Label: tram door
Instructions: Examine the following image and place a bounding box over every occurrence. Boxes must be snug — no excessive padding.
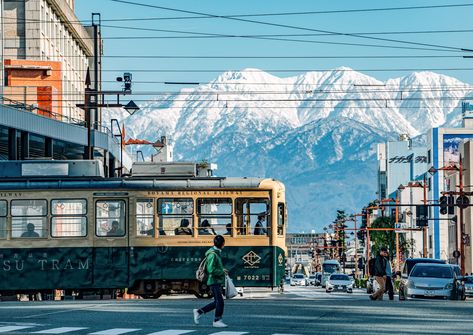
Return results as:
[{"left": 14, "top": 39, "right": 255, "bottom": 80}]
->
[{"left": 92, "top": 198, "right": 130, "bottom": 288}]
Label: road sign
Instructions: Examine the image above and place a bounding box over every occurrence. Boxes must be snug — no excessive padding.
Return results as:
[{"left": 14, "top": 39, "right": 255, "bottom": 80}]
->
[{"left": 456, "top": 195, "right": 470, "bottom": 209}]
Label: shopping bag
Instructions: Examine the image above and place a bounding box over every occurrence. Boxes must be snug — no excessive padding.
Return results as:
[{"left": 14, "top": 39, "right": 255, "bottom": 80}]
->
[{"left": 225, "top": 275, "right": 238, "bottom": 299}]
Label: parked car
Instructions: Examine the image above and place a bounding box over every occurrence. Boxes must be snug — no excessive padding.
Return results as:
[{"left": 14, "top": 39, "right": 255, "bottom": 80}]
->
[
  {"left": 398, "top": 258, "right": 446, "bottom": 300},
  {"left": 291, "top": 273, "right": 307, "bottom": 286},
  {"left": 326, "top": 274, "right": 354, "bottom": 293},
  {"left": 464, "top": 276, "right": 473, "bottom": 297},
  {"left": 404, "top": 263, "right": 463, "bottom": 300}
]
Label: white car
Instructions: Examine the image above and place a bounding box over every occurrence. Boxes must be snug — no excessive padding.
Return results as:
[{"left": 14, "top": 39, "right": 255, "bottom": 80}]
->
[
  {"left": 291, "top": 274, "right": 307, "bottom": 286},
  {"left": 326, "top": 274, "right": 354, "bottom": 293}
]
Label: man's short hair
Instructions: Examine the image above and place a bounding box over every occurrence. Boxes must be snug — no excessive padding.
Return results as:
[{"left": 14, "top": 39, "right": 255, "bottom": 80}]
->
[{"left": 380, "top": 247, "right": 388, "bottom": 252}]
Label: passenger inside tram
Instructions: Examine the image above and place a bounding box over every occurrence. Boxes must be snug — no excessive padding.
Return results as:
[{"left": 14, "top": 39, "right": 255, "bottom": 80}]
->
[
  {"left": 175, "top": 219, "right": 192, "bottom": 235},
  {"left": 253, "top": 214, "right": 268, "bottom": 235},
  {"left": 21, "top": 223, "right": 40, "bottom": 238},
  {"left": 199, "top": 219, "right": 216, "bottom": 235},
  {"left": 107, "top": 220, "right": 124, "bottom": 236}
]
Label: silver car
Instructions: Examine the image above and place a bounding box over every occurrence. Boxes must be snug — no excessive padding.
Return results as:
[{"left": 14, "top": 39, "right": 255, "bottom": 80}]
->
[
  {"left": 405, "top": 263, "right": 460, "bottom": 300},
  {"left": 291, "top": 273, "right": 307, "bottom": 286},
  {"left": 464, "top": 276, "right": 473, "bottom": 297}
]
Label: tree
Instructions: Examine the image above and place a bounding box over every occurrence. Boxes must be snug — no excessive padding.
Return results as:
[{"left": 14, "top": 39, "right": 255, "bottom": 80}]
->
[{"left": 369, "top": 216, "right": 414, "bottom": 261}]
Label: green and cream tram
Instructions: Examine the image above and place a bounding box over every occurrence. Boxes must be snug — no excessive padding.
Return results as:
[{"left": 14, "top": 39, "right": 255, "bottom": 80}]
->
[{"left": 0, "top": 161, "right": 287, "bottom": 298}]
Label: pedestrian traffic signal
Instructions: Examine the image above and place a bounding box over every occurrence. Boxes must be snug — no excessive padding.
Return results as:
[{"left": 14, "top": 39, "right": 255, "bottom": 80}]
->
[{"left": 439, "top": 196, "right": 448, "bottom": 215}]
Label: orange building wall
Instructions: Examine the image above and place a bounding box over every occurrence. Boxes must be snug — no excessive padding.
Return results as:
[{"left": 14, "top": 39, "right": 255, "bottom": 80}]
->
[{"left": 4, "top": 59, "right": 62, "bottom": 117}]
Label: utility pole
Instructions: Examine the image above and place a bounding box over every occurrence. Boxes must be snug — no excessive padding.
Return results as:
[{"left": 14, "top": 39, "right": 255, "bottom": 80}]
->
[{"left": 423, "top": 175, "right": 428, "bottom": 257}]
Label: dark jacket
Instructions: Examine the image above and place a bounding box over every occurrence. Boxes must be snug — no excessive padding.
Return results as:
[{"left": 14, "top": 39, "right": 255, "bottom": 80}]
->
[
  {"left": 205, "top": 247, "right": 225, "bottom": 286},
  {"left": 374, "top": 254, "right": 387, "bottom": 277}
]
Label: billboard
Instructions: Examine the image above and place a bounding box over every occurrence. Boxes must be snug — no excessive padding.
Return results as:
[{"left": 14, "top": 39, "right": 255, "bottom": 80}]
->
[{"left": 443, "top": 134, "right": 473, "bottom": 164}]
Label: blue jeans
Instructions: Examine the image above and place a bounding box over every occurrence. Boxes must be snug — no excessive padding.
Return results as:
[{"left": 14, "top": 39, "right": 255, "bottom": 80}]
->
[{"left": 200, "top": 284, "right": 224, "bottom": 321}]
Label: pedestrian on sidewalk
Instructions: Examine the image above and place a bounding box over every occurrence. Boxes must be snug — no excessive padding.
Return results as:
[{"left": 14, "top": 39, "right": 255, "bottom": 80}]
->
[
  {"left": 193, "top": 235, "right": 228, "bottom": 328},
  {"left": 385, "top": 253, "right": 395, "bottom": 301},
  {"left": 370, "top": 247, "right": 388, "bottom": 301}
]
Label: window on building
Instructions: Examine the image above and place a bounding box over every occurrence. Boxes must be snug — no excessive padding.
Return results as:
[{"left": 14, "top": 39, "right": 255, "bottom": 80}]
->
[
  {"left": 158, "top": 198, "right": 193, "bottom": 236},
  {"left": 96, "top": 200, "right": 126, "bottom": 237},
  {"left": 51, "top": 199, "right": 87, "bottom": 237},
  {"left": 11, "top": 200, "right": 47, "bottom": 238},
  {"left": 198, "top": 198, "right": 232, "bottom": 236},
  {"left": 427, "top": 150, "right": 431, "bottom": 164},
  {"left": 136, "top": 199, "right": 155, "bottom": 237},
  {"left": 235, "top": 198, "right": 270, "bottom": 236},
  {"left": 0, "top": 200, "right": 6, "bottom": 238}
]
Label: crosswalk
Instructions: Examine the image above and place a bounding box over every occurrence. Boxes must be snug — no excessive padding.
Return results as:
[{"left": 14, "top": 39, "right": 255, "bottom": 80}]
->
[{"left": 0, "top": 325, "right": 300, "bottom": 335}]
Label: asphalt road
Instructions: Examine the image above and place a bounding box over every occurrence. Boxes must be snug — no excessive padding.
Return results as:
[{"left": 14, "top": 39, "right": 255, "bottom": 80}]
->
[{"left": 0, "top": 287, "right": 472, "bottom": 335}]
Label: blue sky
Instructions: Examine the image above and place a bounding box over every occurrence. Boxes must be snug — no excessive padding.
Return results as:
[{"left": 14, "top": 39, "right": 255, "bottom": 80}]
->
[{"left": 75, "top": 0, "right": 473, "bottom": 98}]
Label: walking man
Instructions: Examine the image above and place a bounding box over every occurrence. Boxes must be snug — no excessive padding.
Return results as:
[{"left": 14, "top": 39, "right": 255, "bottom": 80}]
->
[
  {"left": 193, "top": 235, "right": 228, "bottom": 328},
  {"left": 385, "top": 253, "right": 395, "bottom": 301},
  {"left": 370, "top": 247, "right": 388, "bottom": 301}
]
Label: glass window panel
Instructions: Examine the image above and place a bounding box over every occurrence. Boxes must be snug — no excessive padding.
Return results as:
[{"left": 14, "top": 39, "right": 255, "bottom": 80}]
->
[
  {"left": 198, "top": 198, "right": 232, "bottom": 215},
  {"left": 158, "top": 198, "right": 193, "bottom": 215},
  {"left": 12, "top": 218, "right": 47, "bottom": 238},
  {"left": 52, "top": 199, "right": 86, "bottom": 215},
  {"left": 236, "top": 199, "right": 270, "bottom": 236},
  {"left": 0, "top": 218, "right": 6, "bottom": 239},
  {"left": 198, "top": 218, "right": 231, "bottom": 236},
  {"left": 0, "top": 200, "right": 6, "bottom": 217},
  {"left": 136, "top": 199, "right": 155, "bottom": 237},
  {"left": 52, "top": 217, "right": 87, "bottom": 237},
  {"left": 161, "top": 217, "right": 193, "bottom": 236},
  {"left": 278, "top": 203, "right": 285, "bottom": 236},
  {"left": 11, "top": 200, "right": 47, "bottom": 216},
  {"left": 96, "top": 200, "right": 126, "bottom": 237}
]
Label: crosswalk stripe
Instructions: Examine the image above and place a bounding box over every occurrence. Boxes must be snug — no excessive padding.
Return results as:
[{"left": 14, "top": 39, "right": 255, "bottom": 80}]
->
[
  {"left": 208, "top": 332, "right": 248, "bottom": 335},
  {"left": 33, "top": 328, "right": 88, "bottom": 334},
  {"left": 88, "top": 329, "right": 141, "bottom": 335},
  {"left": 0, "top": 326, "right": 34, "bottom": 333},
  {"left": 272, "top": 333, "right": 302, "bottom": 335},
  {"left": 145, "top": 331, "right": 195, "bottom": 335}
]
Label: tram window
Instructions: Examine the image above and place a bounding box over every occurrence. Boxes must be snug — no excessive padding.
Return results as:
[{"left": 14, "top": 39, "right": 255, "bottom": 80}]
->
[
  {"left": 96, "top": 200, "right": 126, "bottom": 237},
  {"left": 158, "top": 198, "right": 193, "bottom": 236},
  {"left": 51, "top": 199, "right": 87, "bottom": 237},
  {"left": 277, "top": 203, "right": 285, "bottom": 236},
  {"left": 197, "top": 198, "right": 232, "bottom": 236},
  {"left": 11, "top": 199, "right": 47, "bottom": 238},
  {"left": 0, "top": 200, "right": 6, "bottom": 239},
  {"left": 235, "top": 198, "right": 270, "bottom": 236},
  {"left": 136, "top": 199, "right": 155, "bottom": 237}
]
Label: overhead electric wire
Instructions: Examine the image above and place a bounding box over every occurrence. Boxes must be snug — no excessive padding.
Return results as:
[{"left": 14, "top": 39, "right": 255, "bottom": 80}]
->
[{"left": 110, "top": 0, "right": 473, "bottom": 53}]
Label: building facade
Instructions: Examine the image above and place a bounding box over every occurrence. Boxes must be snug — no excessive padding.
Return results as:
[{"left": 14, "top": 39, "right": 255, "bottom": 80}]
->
[{"left": 3, "top": 0, "right": 98, "bottom": 121}]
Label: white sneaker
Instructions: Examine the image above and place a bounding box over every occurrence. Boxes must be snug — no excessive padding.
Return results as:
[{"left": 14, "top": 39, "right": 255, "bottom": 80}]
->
[
  {"left": 213, "top": 320, "right": 228, "bottom": 328},
  {"left": 193, "top": 309, "right": 201, "bottom": 325}
]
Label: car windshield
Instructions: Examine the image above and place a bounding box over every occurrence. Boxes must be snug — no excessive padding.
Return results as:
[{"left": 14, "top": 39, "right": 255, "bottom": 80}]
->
[
  {"left": 411, "top": 266, "right": 453, "bottom": 279},
  {"left": 294, "top": 274, "right": 304, "bottom": 279},
  {"left": 330, "top": 275, "right": 349, "bottom": 281},
  {"left": 323, "top": 264, "right": 339, "bottom": 274},
  {"left": 464, "top": 277, "right": 473, "bottom": 283}
]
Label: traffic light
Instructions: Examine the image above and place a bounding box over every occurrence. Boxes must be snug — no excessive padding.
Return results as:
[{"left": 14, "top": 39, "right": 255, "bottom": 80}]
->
[
  {"left": 448, "top": 195, "right": 455, "bottom": 215},
  {"left": 416, "top": 205, "right": 428, "bottom": 227},
  {"left": 439, "top": 196, "right": 448, "bottom": 215}
]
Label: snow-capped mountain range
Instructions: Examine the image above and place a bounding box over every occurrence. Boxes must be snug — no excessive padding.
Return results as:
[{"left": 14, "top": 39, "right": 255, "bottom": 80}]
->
[{"left": 105, "top": 67, "right": 473, "bottom": 232}]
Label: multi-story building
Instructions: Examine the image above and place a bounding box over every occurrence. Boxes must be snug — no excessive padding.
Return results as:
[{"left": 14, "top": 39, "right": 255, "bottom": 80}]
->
[
  {"left": 2, "top": 0, "right": 100, "bottom": 121},
  {"left": 426, "top": 117, "right": 473, "bottom": 261},
  {"left": 377, "top": 135, "right": 428, "bottom": 200}
]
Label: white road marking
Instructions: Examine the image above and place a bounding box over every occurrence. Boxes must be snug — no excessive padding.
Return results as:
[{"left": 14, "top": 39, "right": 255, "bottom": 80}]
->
[
  {"left": 145, "top": 331, "right": 195, "bottom": 335},
  {"left": 88, "top": 329, "right": 141, "bottom": 335},
  {"left": 0, "top": 326, "right": 35, "bottom": 333},
  {"left": 208, "top": 332, "right": 248, "bottom": 335},
  {"left": 272, "top": 333, "right": 302, "bottom": 335},
  {"left": 33, "top": 328, "right": 88, "bottom": 334}
]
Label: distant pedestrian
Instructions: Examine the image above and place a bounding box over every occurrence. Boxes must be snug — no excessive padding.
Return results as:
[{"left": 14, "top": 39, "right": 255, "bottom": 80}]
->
[
  {"left": 370, "top": 247, "right": 388, "bottom": 301},
  {"left": 385, "top": 253, "right": 394, "bottom": 301},
  {"left": 193, "top": 235, "right": 228, "bottom": 328}
]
